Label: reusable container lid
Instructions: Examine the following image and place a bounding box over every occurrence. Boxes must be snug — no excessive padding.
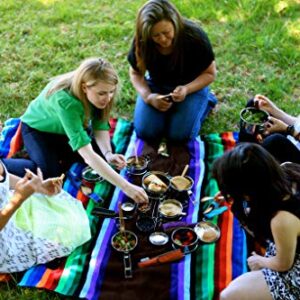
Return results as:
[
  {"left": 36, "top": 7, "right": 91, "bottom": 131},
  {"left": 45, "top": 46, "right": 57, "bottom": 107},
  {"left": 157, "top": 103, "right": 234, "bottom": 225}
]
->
[{"left": 149, "top": 232, "right": 169, "bottom": 246}]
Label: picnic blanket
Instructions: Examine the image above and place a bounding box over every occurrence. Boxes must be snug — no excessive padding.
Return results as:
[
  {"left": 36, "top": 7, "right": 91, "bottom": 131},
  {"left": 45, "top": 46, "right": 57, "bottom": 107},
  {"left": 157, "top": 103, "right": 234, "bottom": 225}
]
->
[{"left": 0, "top": 118, "right": 247, "bottom": 300}]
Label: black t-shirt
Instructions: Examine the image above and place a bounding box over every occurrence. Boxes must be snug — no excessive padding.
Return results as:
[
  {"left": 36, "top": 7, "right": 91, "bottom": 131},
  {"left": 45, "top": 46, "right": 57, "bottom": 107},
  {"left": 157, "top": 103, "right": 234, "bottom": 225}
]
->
[{"left": 127, "top": 23, "right": 215, "bottom": 87}]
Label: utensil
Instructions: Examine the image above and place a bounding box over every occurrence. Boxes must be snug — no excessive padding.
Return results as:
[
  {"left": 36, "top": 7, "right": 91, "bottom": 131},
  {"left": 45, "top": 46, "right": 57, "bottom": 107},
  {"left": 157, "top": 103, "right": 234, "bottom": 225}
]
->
[
  {"left": 181, "top": 165, "right": 189, "bottom": 177},
  {"left": 138, "top": 249, "right": 184, "bottom": 268}
]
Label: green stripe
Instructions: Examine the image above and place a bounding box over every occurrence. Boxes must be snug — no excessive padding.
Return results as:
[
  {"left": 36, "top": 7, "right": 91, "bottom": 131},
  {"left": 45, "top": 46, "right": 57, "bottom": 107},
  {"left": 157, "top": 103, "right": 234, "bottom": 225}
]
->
[
  {"left": 55, "top": 119, "right": 132, "bottom": 295},
  {"left": 195, "top": 133, "right": 224, "bottom": 300}
]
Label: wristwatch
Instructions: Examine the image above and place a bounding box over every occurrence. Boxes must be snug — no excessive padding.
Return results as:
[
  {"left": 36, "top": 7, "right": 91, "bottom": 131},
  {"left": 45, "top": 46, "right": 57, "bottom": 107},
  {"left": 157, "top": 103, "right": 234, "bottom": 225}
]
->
[{"left": 286, "top": 125, "right": 295, "bottom": 136}]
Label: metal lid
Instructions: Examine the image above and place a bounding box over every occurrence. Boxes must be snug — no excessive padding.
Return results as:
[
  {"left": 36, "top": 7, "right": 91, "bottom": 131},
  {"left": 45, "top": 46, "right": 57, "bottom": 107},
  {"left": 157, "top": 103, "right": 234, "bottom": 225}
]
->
[{"left": 149, "top": 232, "right": 169, "bottom": 246}]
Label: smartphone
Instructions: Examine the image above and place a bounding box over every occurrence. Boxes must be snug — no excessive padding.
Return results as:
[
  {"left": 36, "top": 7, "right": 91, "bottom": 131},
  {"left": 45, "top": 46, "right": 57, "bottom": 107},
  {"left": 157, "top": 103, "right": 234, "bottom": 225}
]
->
[{"left": 158, "top": 94, "right": 173, "bottom": 103}]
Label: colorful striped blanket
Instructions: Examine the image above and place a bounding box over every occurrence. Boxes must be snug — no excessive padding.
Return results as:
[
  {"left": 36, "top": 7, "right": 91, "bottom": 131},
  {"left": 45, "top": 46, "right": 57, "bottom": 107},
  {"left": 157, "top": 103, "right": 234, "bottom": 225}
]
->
[{"left": 0, "top": 118, "right": 247, "bottom": 300}]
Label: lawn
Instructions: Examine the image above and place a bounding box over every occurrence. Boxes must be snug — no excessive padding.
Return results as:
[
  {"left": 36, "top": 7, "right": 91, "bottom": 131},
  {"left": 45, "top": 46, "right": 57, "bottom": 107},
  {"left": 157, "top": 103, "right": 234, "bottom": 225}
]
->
[{"left": 0, "top": 0, "right": 299, "bottom": 299}]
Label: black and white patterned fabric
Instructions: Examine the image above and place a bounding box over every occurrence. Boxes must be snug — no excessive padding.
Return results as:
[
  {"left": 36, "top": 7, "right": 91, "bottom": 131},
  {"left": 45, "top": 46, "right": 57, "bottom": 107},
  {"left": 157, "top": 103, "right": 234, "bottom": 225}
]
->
[{"left": 262, "top": 242, "right": 300, "bottom": 300}]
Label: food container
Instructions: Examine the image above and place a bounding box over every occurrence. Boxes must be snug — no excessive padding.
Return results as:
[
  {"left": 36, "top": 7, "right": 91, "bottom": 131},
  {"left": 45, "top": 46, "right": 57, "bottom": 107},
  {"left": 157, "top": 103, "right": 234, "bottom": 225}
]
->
[
  {"left": 82, "top": 166, "right": 103, "bottom": 190},
  {"left": 136, "top": 215, "right": 156, "bottom": 233},
  {"left": 121, "top": 201, "right": 137, "bottom": 218},
  {"left": 240, "top": 107, "right": 269, "bottom": 136},
  {"left": 171, "top": 227, "right": 199, "bottom": 253},
  {"left": 158, "top": 199, "right": 186, "bottom": 220},
  {"left": 170, "top": 175, "right": 194, "bottom": 202},
  {"left": 194, "top": 221, "right": 220, "bottom": 244},
  {"left": 142, "top": 171, "right": 170, "bottom": 199},
  {"left": 149, "top": 232, "right": 169, "bottom": 246},
  {"left": 126, "top": 156, "right": 150, "bottom": 176},
  {"left": 111, "top": 230, "right": 138, "bottom": 279}
]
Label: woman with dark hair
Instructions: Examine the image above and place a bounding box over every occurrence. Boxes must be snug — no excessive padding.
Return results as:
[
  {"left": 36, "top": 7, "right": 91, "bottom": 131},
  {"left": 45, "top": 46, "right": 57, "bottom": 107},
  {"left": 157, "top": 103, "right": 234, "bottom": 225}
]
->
[
  {"left": 212, "top": 143, "right": 300, "bottom": 300},
  {"left": 239, "top": 94, "right": 300, "bottom": 164},
  {"left": 128, "top": 0, "right": 217, "bottom": 142}
]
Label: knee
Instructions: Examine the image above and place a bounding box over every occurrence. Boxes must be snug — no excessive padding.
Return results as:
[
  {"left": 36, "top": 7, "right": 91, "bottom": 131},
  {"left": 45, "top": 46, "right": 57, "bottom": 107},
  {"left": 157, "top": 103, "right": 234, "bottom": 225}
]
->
[{"left": 220, "top": 287, "right": 236, "bottom": 300}]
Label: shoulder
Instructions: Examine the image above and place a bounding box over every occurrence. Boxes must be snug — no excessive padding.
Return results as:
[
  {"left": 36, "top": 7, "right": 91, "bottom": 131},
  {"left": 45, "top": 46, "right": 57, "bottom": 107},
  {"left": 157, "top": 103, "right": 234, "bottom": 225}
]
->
[
  {"left": 51, "top": 89, "right": 83, "bottom": 110},
  {"left": 183, "top": 20, "right": 210, "bottom": 40},
  {"left": 271, "top": 210, "right": 300, "bottom": 233}
]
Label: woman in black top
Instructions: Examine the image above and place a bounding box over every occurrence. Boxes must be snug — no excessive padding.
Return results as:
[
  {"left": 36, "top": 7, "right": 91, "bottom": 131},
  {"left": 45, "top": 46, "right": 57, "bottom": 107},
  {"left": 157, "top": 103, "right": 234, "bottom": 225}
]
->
[
  {"left": 128, "top": 0, "right": 217, "bottom": 142},
  {"left": 212, "top": 143, "right": 300, "bottom": 300}
]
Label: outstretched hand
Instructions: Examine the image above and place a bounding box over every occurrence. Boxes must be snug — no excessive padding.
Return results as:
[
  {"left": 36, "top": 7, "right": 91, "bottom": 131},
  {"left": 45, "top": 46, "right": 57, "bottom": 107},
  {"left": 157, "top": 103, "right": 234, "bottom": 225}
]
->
[
  {"left": 25, "top": 168, "right": 63, "bottom": 196},
  {"left": 106, "top": 153, "right": 127, "bottom": 170}
]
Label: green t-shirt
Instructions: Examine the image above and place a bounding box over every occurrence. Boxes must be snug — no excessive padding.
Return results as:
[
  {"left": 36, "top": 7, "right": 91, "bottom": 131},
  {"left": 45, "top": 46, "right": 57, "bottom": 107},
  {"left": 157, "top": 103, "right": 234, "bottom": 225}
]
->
[{"left": 21, "top": 83, "right": 110, "bottom": 151}]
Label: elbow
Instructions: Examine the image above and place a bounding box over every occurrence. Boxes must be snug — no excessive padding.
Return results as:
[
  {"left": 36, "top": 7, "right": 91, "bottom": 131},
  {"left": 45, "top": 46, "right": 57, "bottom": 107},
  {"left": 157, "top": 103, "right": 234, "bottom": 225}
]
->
[{"left": 274, "top": 260, "right": 294, "bottom": 272}]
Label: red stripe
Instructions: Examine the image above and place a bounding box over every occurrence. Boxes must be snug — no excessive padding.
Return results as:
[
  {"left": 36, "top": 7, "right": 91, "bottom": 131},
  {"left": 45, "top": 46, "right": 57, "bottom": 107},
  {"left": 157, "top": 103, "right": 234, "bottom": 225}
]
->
[{"left": 7, "top": 123, "right": 23, "bottom": 158}]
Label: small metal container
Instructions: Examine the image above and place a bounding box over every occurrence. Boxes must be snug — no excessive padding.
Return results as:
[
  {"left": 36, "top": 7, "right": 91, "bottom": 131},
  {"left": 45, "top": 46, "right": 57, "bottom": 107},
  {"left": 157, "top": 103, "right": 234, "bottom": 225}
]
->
[
  {"left": 171, "top": 227, "right": 199, "bottom": 253},
  {"left": 240, "top": 107, "right": 269, "bottom": 136},
  {"left": 194, "top": 221, "right": 220, "bottom": 244},
  {"left": 82, "top": 166, "right": 103, "bottom": 189},
  {"left": 136, "top": 215, "right": 156, "bottom": 233},
  {"left": 149, "top": 232, "right": 169, "bottom": 246},
  {"left": 142, "top": 171, "right": 170, "bottom": 199},
  {"left": 158, "top": 199, "right": 185, "bottom": 220},
  {"left": 111, "top": 230, "right": 138, "bottom": 279},
  {"left": 126, "top": 156, "right": 150, "bottom": 176},
  {"left": 170, "top": 175, "right": 194, "bottom": 202}
]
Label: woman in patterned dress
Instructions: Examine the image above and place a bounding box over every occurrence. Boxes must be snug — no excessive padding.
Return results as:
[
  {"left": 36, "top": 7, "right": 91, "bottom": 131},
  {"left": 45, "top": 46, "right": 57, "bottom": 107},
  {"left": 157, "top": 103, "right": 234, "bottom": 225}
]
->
[
  {"left": 0, "top": 163, "right": 91, "bottom": 273},
  {"left": 212, "top": 143, "right": 300, "bottom": 300}
]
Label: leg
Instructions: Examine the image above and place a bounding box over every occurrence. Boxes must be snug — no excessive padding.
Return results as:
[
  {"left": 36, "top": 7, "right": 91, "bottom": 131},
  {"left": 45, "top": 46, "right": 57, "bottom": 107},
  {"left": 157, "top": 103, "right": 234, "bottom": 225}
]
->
[
  {"left": 1, "top": 158, "right": 36, "bottom": 177},
  {"left": 133, "top": 94, "right": 166, "bottom": 141},
  {"left": 21, "top": 123, "right": 67, "bottom": 178},
  {"left": 220, "top": 271, "right": 272, "bottom": 300},
  {"left": 167, "top": 87, "right": 216, "bottom": 141},
  {"left": 262, "top": 133, "right": 300, "bottom": 164}
]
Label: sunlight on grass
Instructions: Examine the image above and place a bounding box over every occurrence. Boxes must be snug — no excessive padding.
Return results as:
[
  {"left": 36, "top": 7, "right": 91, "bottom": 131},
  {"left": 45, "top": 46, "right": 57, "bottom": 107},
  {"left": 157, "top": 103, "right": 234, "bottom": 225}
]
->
[
  {"left": 286, "top": 19, "right": 300, "bottom": 41},
  {"left": 38, "top": 0, "right": 60, "bottom": 5}
]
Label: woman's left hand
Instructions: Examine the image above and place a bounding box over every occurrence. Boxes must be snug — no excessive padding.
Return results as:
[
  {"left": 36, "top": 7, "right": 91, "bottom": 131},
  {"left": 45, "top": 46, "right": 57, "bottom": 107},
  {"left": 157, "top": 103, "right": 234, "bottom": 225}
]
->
[
  {"left": 171, "top": 85, "right": 188, "bottom": 102},
  {"left": 247, "top": 252, "right": 265, "bottom": 270},
  {"left": 264, "top": 116, "right": 287, "bottom": 135},
  {"left": 106, "top": 153, "right": 127, "bottom": 170}
]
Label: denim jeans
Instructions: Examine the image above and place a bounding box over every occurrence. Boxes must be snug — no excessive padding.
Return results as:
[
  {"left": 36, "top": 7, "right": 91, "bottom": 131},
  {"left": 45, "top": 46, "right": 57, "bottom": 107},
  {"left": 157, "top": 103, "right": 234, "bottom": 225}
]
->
[
  {"left": 133, "top": 81, "right": 217, "bottom": 142},
  {"left": 2, "top": 123, "right": 84, "bottom": 178}
]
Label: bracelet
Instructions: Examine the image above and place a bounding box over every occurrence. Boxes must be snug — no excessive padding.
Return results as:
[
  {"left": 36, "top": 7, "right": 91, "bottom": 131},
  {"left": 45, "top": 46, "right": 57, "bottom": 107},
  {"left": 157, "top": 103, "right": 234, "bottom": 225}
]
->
[
  {"left": 104, "top": 150, "right": 112, "bottom": 158},
  {"left": 286, "top": 125, "right": 295, "bottom": 136}
]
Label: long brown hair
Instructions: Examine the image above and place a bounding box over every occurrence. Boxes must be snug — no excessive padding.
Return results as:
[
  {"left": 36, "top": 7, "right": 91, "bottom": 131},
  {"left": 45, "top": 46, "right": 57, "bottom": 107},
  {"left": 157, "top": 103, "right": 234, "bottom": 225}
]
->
[
  {"left": 134, "top": 0, "right": 184, "bottom": 74},
  {"left": 47, "top": 57, "right": 119, "bottom": 127}
]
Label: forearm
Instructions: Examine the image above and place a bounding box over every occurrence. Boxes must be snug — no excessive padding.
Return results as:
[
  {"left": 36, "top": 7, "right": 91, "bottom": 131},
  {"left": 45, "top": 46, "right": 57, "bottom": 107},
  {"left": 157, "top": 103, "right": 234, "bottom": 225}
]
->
[
  {"left": 78, "top": 145, "right": 128, "bottom": 190},
  {"left": 0, "top": 194, "right": 23, "bottom": 231},
  {"left": 274, "top": 110, "right": 297, "bottom": 126},
  {"left": 129, "top": 68, "right": 151, "bottom": 102},
  {"left": 94, "top": 130, "right": 113, "bottom": 159},
  {"left": 184, "top": 61, "right": 216, "bottom": 95},
  {"left": 259, "top": 255, "right": 292, "bottom": 272}
]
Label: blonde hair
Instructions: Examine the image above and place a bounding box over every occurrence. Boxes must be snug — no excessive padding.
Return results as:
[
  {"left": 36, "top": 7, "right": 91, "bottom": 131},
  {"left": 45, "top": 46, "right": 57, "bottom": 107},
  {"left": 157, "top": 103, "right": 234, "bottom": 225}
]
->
[{"left": 47, "top": 57, "right": 119, "bottom": 127}]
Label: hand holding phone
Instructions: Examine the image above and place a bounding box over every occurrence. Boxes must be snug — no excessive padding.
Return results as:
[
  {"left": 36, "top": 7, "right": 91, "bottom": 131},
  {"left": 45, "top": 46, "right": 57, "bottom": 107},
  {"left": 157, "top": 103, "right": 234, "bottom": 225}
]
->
[{"left": 157, "top": 94, "right": 173, "bottom": 103}]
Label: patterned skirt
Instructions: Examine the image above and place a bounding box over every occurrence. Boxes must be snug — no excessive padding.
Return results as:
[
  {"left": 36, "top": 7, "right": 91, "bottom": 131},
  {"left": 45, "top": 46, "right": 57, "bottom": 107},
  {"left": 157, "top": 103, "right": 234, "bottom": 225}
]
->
[{"left": 262, "top": 242, "right": 300, "bottom": 300}]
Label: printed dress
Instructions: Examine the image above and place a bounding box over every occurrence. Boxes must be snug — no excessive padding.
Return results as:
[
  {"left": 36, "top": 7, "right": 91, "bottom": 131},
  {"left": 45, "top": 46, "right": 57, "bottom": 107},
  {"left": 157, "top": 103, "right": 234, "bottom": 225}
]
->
[
  {"left": 262, "top": 242, "right": 300, "bottom": 300},
  {"left": 0, "top": 166, "right": 91, "bottom": 273}
]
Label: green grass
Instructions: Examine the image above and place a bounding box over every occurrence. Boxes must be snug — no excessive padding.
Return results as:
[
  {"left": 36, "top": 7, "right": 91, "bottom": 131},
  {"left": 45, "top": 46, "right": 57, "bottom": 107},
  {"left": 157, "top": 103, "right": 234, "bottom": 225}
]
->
[{"left": 0, "top": 0, "right": 299, "bottom": 298}]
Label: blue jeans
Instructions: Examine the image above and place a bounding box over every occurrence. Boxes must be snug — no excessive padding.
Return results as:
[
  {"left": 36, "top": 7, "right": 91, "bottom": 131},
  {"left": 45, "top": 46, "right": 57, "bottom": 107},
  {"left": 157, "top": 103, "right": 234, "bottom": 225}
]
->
[
  {"left": 2, "top": 123, "right": 84, "bottom": 178},
  {"left": 133, "top": 82, "right": 217, "bottom": 142}
]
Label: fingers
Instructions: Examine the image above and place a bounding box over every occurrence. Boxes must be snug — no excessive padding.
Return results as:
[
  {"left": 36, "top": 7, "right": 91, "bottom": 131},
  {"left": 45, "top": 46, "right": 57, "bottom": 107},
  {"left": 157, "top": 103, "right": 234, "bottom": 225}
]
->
[{"left": 51, "top": 173, "right": 65, "bottom": 184}]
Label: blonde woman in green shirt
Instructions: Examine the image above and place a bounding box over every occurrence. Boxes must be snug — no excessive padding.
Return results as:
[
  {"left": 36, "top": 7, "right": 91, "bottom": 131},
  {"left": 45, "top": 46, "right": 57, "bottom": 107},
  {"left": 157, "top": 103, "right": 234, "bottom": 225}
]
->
[{"left": 3, "top": 58, "right": 148, "bottom": 204}]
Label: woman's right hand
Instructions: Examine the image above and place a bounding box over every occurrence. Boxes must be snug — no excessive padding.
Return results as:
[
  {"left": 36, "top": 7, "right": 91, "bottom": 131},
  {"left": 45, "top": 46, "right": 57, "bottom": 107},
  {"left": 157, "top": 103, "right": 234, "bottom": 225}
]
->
[
  {"left": 254, "top": 94, "right": 280, "bottom": 117},
  {"left": 146, "top": 93, "right": 172, "bottom": 112},
  {"left": 123, "top": 182, "right": 148, "bottom": 204}
]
